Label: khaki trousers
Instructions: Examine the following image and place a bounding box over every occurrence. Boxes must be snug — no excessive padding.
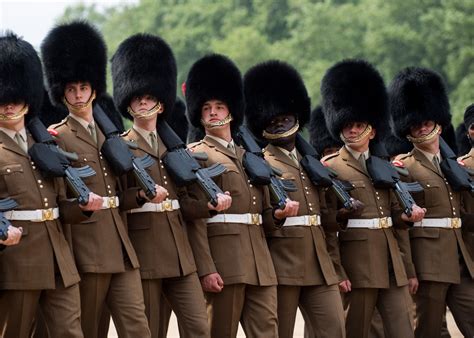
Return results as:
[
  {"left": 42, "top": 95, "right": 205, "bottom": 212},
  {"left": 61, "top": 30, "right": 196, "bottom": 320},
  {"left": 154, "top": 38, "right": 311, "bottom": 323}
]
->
[
  {"left": 142, "top": 272, "right": 209, "bottom": 338},
  {"left": 415, "top": 277, "right": 474, "bottom": 338},
  {"left": 79, "top": 269, "right": 151, "bottom": 338},
  {"left": 0, "top": 282, "right": 82, "bottom": 338},
  {"left": 205, "top": 284, "right": 278, "bottom": 338},
  {"left": 345, "top": 285, "right": 414, "bottom": 338},
  {"left": 278, "top": 284, "right": 345, "bottom": 338}
]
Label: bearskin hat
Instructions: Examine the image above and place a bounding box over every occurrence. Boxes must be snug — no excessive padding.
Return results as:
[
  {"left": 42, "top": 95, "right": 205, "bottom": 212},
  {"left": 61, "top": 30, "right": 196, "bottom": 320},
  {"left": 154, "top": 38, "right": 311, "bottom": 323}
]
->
[
  {"left": 384, "top": 134, "right": 412, "bottom": 158},
  {"left": 309, "top": 106, "right": 343, "bottom": 155},
  {"left": 164, "top": 98, "right": 188, "bottom": 143},
  {"left": 463, "top": 104, "right": 474, "bottom": 129},
  {"left": 185, "top": 54, "right": 244, "bottom": 129},
  {"left": 321, "top": 59, "right": 389, "bottom": 142},
  {"left": 0, "top": 32, "right": 43, "bottom": 117},
  {"left": 39, "top": 89, "right": 68, "bottom": 127},
  {"left": 389, "top": 67, "right": 451, "bottom": 138},
  {"left": 442, "top": 123, "right": 458, "bottom": 154},
  {"left": 456, "top": 123, "right": 471, "bottom": 156},
  {"left": 243, "top": 60, "right": 310, "bottom": 138},
  {"left": 187, "top": 125, "right": 206, "bottom": 143},
  {"left": 41, "top": 21, "right": 107, "bottom": 107},
  {"left": 111, "top": 33, "right": 177, "bottom": 120}
]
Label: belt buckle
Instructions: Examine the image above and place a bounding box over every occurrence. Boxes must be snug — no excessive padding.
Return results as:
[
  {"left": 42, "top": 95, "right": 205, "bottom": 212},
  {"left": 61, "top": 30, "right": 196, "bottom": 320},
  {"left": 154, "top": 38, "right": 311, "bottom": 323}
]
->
[
  {"left": 108, "top": 197, "right": 117, "bottom": 209},
  {"left": 379, "top": 217, "right": 389, "bottom": 229},
  {"left": 163, "top": 199, "right": 173, "bottom": 212},
  {"left": 251, "top": 213, "right": 260, "bottom": 225},
  {"left": 309, "top": 215, "right": 318, "bottom": 226},
  {"left": 42, "top": 208, "right": 54, "bottom": 221},
  {"left": 451, "top": 218, "right": 460, "bottom": 229}
]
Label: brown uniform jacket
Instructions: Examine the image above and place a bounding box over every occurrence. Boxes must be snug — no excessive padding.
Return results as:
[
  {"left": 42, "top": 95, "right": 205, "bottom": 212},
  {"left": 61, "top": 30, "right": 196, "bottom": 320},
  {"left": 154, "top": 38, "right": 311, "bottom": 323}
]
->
[
  {"left": 182, "top": 136, "right": 277, "bottom": 286},
  {"left": 397, "top": 148, "right": 474, "bottom": 283},
  {"left": 121, "top": 128, "right": 196, "bottom": 279},
  {"left": 458, "top": 149, "right": 474, "bottom": 258},
  {"left": 0, "top": 131, "right": 86, "bottom": 289},
  {"left": 263, "top": 144, "right": 339, "bottom": 286},
  {"left": 51, "top": 116, "right": 141, "bottom": 273},
  {"left": 322, "top": 147, "right": 411, "bottom": 288}
]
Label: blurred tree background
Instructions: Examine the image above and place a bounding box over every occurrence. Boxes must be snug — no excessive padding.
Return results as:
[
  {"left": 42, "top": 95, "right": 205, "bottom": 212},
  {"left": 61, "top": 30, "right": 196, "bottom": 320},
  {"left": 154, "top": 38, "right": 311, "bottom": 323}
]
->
[{"left": 57, "top": 0, "right": 473, "bottom": 126}]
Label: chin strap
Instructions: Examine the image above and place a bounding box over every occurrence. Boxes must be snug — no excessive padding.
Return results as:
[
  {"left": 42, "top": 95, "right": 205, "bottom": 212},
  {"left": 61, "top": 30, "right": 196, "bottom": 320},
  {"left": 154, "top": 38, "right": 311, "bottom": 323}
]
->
[
  {"left": 0, "top": 104, "right": 29, "bottom": 121},
  {"left": 63, "top": 91, "right": 96, "bottom": 114},
  {"left": 262, "top": 121, "right": 300, "bottom": 140},
  {"left": 201, "top": 114, "right": 233, "bottom": 129},
  {"left": 340, "top": 124, "right": 372, "bottom": 144},
  {"left": 127, "top": 102, "right": 164, "bottom": 119},
  {"left": 407, "top": 124, "right": 440, "bottom": 144}
]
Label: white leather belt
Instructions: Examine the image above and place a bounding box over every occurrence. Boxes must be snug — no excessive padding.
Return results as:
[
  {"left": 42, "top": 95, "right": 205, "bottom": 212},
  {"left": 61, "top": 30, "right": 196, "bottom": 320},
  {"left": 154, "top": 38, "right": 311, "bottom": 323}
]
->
[
  {"left": 347, "top": 217, "right": 393, "bottom": 229},
  {"left": 413, "top": 217, "right": 461, "bottom": 229},
  {"left": 283, "top": 215, "right": 321, "bottom": 227},
  {"left": 207, "top": 213, "right": 262, "bottom": 225},
  {"left": 128, "top": 199, "right": 180, "bottom": 214},
  {"left": 3, "top": 207, "right": 59, "bottom": 222},
  {"left": 101, "top": 196, "right": 119, "bottom": 209}
]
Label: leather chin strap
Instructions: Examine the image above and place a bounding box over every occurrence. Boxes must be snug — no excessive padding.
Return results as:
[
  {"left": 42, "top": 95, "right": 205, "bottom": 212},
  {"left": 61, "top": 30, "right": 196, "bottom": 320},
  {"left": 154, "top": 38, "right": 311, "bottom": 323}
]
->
[
  {"left": 262, "top": 121, "right": 300, "bottom": 140},
  {"left": 201, "top": 114, "right": 233, "bottom": 129},
  {"left": 63, "top": 91, "right": 96, "bottom": 114},
  {"left": 0, "top": 104, "right": 29, "bottom": 121},
  {"left": 340, "top": 124, "right": 373, "bottom": 144},
  {"left": 407, "top": 124, "right": 440, "bottom": 144},
  {"left": 127, "top": 102, "right": 164, "bottom": 120}
]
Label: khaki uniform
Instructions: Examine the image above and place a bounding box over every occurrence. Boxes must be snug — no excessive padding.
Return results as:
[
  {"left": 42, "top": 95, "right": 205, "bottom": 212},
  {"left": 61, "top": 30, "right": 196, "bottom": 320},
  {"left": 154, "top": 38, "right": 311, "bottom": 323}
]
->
[
  {"left": 398, "top": 148, "right": 474, "bottom": 337},
  {"left": 121, "top": 128, "right": 209, "bottom": 338},
  {"left": 0, "top": 131, "right": 86, "bottom": 338},
  {"left": 263, "top": 144, "right": 345, "bottom": 338},
  {"left": 323, "top": 147, "right": 414, "bottom": 338},
  {"left": 51, "top": 116, "right": 151, "bottom": 338},
  {"left": 458, "top": 148, "right": 474, "bottom": 257},
  {"left": 184, "top": 135, "right": 278, "bottom": 338}
]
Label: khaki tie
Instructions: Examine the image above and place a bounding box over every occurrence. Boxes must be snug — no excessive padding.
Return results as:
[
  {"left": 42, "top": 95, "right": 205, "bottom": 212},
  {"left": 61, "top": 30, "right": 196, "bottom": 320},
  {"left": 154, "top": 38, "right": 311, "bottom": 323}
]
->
[
  {"left": 87, "top": 123, "right": 97, "bottom": 144},
  {"left": 14, "top": 132, "right": 28, "bottom": 153},
  {"left": 149, "top": 132, "right": 158, "bottom": 154},
  {"left": 433, "top": 155, "right": 442, "bottom": 175},
  {"left": 358, "top": 153, "right": 368, "bottom": 174},
  {"left": 289, "top": 151, "right": 299, "bottom": 166},
  {"left": 227, "top": 142, "right": 235, "bottom": 154}
]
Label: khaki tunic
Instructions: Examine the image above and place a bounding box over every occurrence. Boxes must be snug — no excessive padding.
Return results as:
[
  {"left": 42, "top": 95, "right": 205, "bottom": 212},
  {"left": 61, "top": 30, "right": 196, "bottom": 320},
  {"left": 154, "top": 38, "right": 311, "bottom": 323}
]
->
[{"left": 458, "top": 148, "right": 474, "bottom": 258}]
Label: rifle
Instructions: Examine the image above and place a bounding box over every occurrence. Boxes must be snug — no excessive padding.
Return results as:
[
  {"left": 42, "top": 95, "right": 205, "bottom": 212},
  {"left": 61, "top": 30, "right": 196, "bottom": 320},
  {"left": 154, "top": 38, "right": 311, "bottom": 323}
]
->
[
  {"left": 294, "top": 134, "right": 354, "bottom": 210},
  {"left": 156, "top": 121, "right": 225, "bottom": 207},
  {"left": 93, "top": 105, "right": 157, "bottom": 199},
  {"left": 438, "top": 137, "right": 474, "bottom": 194},
  {"left": 365, "top": 143, "right": 423, "bottom": 217},
  {"left": 234, "top": 126, "right": 297, "bottom": 210},
  {"left": 27, "top": 117, "right": 95, "bottom": 205},
  {"left": 0, "top": 198, "right": 18, "bottom": 241}
]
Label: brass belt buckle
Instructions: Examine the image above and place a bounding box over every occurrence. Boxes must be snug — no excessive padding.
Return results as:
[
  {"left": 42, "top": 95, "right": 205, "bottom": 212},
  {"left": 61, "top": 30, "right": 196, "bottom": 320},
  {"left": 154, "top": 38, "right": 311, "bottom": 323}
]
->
[
  {"left": 251, "top": 213, "right": 260, "bottom": 225},
  {"left": 163, "top": 199, "right": 173, "bottom": 212},
  {"left": 42, "top": 208, "right": 54, "bottom": 221},
  {"left": 309, "top": 215, "right": 318, "bottom": 226},
  {"left": 379, "top": 217, "right": 389, "bottom": 229},
  {"left": 451, "top": 218, "right": 461, "bottom": 229},
  {"left": 108, "top": 197, "right": 117, "bottom": 209}
]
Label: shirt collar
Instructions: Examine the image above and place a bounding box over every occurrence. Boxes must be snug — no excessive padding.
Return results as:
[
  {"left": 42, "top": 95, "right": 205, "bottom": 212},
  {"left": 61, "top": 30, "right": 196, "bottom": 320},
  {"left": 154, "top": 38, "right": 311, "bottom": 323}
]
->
[
  {"left": 416, "top": 147, "right": 441, "bottom": 162},
  {"left": 345, "top": 145, "right": 370, "bottom": 160},
  {"left": 206, "top": 134, "right": 235, "bottom": 149},
  {"left": 276, "top": 146, "right": 298, "bottom": 161},
  {"left": 69, "top": 113, "right": 94, "bottom": 131},
  {"left": 0, "top": 127, "right": 27, "bottom": 141},
  {"left": 133, "top": 125, "right": 157, "bottom": 147}
]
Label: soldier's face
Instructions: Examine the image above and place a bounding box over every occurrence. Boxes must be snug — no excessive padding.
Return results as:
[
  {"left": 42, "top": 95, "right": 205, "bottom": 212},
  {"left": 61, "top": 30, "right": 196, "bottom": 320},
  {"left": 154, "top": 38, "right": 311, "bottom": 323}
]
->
[
  {"left": 64, "top": 82, "right": 92, "bottom": 106},
  {"left": 409, "top": 120, "right": 437, "bottom": 139},
  {"left": 0, "top": 101, "right": 26, "bottom": 129},
  {"left": 342, "top": 122, "right": 370, "bottom": 141},
  {"left": 265, "top": 114, "right": 297, "bottom": 146},
  {"left": 201, "top": 100, "right": 230, "bottom": 126},
  {"left": 130, "top": 94, "right": 159, "bottom": 114}
]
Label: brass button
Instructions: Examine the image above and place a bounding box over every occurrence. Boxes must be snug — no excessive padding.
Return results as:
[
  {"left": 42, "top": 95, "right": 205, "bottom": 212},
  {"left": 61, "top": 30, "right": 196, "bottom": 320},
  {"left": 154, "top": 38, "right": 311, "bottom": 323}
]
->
[
  {"left": 104, "top": 173, "right": 108, "bottom": 176},
  {"left": 37, "top": 180, "right": 42, "bottom": 184},
  {"left": 44, "top": 198, "right": 48, "bottom": 202},
  {"left": 6, "top": 169, "right": 10, "bottom": 173},
  {"left": 164, "top": 181, "right": 168, "bottom": 185},
  {"left": 39, "top": 185, "right": 43, "bottom": 188}
]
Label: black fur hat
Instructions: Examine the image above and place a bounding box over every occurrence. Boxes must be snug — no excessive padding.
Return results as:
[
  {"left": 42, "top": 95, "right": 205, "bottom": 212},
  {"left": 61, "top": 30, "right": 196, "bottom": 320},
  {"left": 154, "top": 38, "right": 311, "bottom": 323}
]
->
[
  {"left": 111, "top": 33, "right": 177, "bottom": 120},
  {"left": 456, "top": 123, "right": 471, "bottom": 156},
  {"left": 39, "top": 89, "right": 68, "bottom": 127},
  {"left": 463, "top": 103, "right": 474, "bottom": 129},
  {"left": 187, "top": 125, "right": 206, "bottom": 143},
  {"left": 185, "top": 54, "right": 244, "bottom": 129},
  {"left": 0, "top": 32, "right": 43, "bottom": 117},
  {"left": 389, "top": 67, "right": 451, "bottom": 138},
  {"left": 384, "top": 134, "right": 412, "bottom": 158},
  {"left": 243, "top": 60, "right": 310, "bottom": 138},
  {"left": 41, "top": 21, "right": 107, "bottom": 107},
  {"left": 442, "top": 123, "right": 458, "bottom": 155},
  {"left": 309, "top": 106, "right": 343, "bottom": 155},
  {"left": 321, "top": 59, "right": 389, "bottom": 142},
  {"left": 164, "top": 98, "right": 188, "bottom": 143}
]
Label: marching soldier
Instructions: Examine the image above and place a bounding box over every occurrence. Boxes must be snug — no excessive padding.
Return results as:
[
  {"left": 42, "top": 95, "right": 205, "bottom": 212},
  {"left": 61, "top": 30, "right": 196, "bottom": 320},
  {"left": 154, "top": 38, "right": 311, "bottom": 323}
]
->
[
  {"left": 184, "top": 54, "right": 299, "bottom": 338},
  {"left": 0, "top": 32, "right": 102, "bottom": 338},
  {"left": 41, "top": 21, "right": 151, "bottom": 337},
  {"left": 111, "top": 33, "right": 210, "bottom": 338},
  {"left": 320, "top": 59, "right": 425, "bottom": 338},
  {"left": 389, "top": 67, "right": 474, "bottom": 337},
  {"left": 243, "top": 60, "right": 345, "bottom": 338}
]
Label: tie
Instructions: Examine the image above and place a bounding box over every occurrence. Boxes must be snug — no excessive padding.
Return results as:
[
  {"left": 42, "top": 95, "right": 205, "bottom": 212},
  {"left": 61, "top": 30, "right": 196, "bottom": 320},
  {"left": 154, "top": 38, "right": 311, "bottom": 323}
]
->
[
  {"left": 433, "top": 155, "right": 442, "bottom": 174},
  {"left": 87, "top": 123, "right": 97, "bottom": 144},
  {"left": 227, "top": 142, "right": 235, "bottom": 154},
  {"left": 14, "top": 132, "right": 28, "bottom": 153},
  {"left": 149, "top": 132, "right": 158, "bottom": 154},
  {"left": 358, "top": 153, "right": 368, "bottom": 174},
  {"left": 289, "top": 151, "right": 299, "bottom": 166}
]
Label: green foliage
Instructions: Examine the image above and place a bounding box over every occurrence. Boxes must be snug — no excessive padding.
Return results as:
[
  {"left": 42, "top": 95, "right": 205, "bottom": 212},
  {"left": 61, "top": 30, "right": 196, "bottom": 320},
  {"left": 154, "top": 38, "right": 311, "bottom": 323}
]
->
[{"left": 57, "top": 0, "right": 473, "bottom": 127}]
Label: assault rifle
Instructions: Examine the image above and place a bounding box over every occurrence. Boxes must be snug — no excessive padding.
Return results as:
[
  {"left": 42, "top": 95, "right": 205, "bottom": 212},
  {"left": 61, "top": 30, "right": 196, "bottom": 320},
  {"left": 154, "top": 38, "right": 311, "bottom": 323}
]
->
[
  {"left": 234, "top": 126, "right": 297, "bottom": 210},
  {"left": 93, "top": 105, "right": 157, "bottom": 199},
  {"left": 0, "top": 198, "right": 18, "bottom": 241},
  {"left": 295, "top": 134, "right": 354, "bottom": 210},
  {"left": 156, "top": 121, "right": 225, "bottom": 207},
  {"left": 27, "top": 117, "right": 95, "bottom": 205},
  {"left": 439, "top": 137, "right": 474, "bottom": 194},
  {"left": 365, "top": 143, "right": 423, "bottom": 217}
]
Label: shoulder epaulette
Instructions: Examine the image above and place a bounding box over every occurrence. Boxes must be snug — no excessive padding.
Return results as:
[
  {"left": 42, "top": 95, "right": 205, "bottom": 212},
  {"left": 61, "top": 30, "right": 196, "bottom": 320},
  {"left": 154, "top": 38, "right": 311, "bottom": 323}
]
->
[
  {"left": 395, "top": 152, "right": 412, "bottom": 161},
  {"left": 187, "top": 140, "right": 204, "bottom": 150},
  {"left": 458, "top": 154, "right": 470, "bottom": 162},
  {"left": 120, "top": 129, "right": 132, "bottom": 137},
  {"left": 321, "top": 151, "right": 339, "bottom": 162},
  {"left": 49, "top": 117, "right": 68, "bottom": 130}
]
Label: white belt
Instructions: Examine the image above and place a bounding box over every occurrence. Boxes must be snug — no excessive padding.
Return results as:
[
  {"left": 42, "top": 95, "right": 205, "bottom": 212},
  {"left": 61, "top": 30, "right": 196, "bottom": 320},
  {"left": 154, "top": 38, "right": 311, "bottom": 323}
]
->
[
  {"left": 128, "top": 199, "right": 180, "bottom": 214},
  {"left": 101, "top": 196, "right": 119, "bottom": 209},
  {"left": 3, "top": 208, "right": 59, "bottom": 222},
  {"left": 413, "top": 218, "right": 461, "bottom": 229},
  {"left": 283, "top": 215, "right": 321, "bottom": 227},
  {"left": 207, "top": 213, "right": 262, "bottom": 225},
  {"left": 347, "top": 217, "right": 393, "bottom": 229}
]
